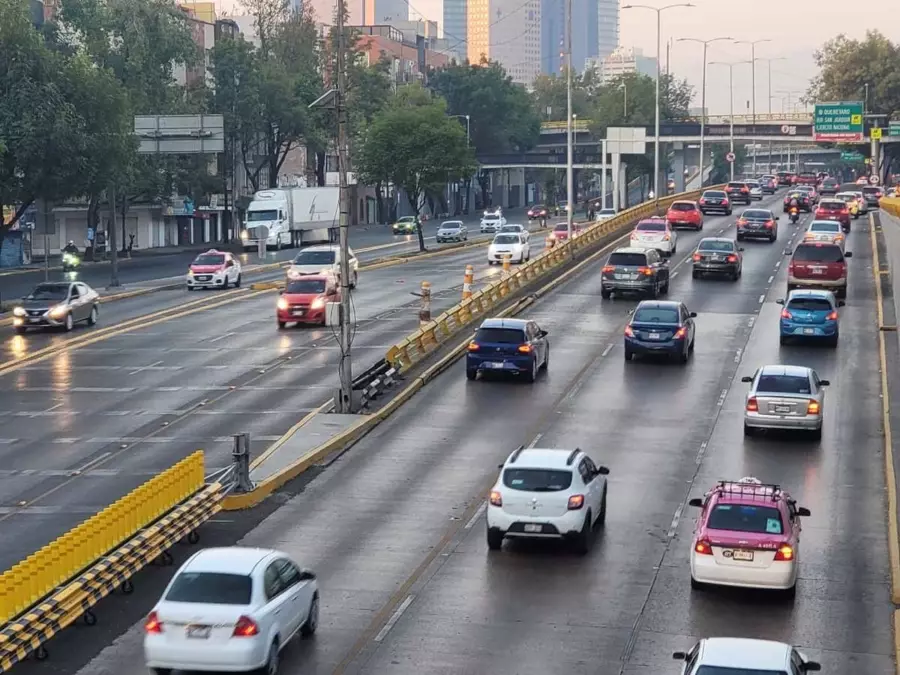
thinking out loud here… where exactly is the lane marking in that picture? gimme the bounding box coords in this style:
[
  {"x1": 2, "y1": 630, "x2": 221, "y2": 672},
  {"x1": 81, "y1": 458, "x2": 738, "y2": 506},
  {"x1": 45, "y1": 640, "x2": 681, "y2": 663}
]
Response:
[
  {"x1": 667, "y1": 503, "x2": 684, "y2": 539},
  {"x1": 775, "y1": 260, "x2": 782, "y2": 268},
  {"x1": 463, "y1": 502, "x2": 487, "y2": 530},
  {"x1": 128, "y1": 360, "x2": 163, "y2": 376},
  {"x1": 373, "y1": 595, "x2": 415, "y2": 643},
  {"x1": 72, "y1": 452, "x2": 111, "y2": 474},
  {"x1": 208, "y1": 332, "x2": 235, "y2": 343},
  {"x1": 767, "y1": 275, "x2": 774, "y2": 284},
  {"x1": 733, "y1": 348, "x2": 742, "y2": 363},
  {"x1": 671, "y1": 271, "x2": 678, "y2": 279},
  {"x1": 694, "y1": 441, "x2": 708, "y2": 465},
  {"x1": 758, "y1": 294, "x2": 765, "y2": 304},
  {"x1": 716, "y1": 388, "x2": 727, "y2": 407},
  {"x1": 601, "y1": 344, "x2": 614, "y2": 357},
  {"x1": 527, "y1": 433, "x2": 543, "y2": 448}
]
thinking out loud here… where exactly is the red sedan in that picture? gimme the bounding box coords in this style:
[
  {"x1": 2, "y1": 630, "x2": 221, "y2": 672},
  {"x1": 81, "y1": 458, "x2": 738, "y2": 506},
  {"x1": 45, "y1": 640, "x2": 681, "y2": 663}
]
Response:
[
  {"x1": 276, "y1": 274, "x2": 339, "y2": 328},
  {"x1": 815, "y1": 199, "x2": 851, "y2": 232},
  {"x1": 666, "y1": 201, "x2": 703, "y2": 231}
]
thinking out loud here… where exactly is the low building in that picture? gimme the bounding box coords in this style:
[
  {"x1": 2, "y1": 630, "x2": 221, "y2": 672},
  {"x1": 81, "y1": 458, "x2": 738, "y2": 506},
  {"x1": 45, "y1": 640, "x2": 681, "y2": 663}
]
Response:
[
  {"x1": 593, "y1": 46, "x2": 657, "y2": 84},
  {"x1": 353, "y1": 24, "x2": 451, "y2": 83}
]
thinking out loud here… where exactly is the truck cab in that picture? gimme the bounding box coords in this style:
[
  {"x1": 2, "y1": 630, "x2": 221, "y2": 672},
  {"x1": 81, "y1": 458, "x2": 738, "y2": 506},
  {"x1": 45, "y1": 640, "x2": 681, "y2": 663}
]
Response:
[{"x1": 242, "y1": 191, "x2": 290, "y2": 251}]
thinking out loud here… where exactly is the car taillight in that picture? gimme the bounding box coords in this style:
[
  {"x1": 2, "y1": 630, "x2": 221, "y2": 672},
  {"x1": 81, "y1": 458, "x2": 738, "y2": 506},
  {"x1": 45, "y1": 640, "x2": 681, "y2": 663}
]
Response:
[
  {"x1": 232, "y1": 615, "x2": 259, "y2": 637},
  {"x1": 663, "y1": 233, "x2": 671, "y2": 240},
  {"x1": 764, "y1": 220, "x2": 774, "y2": 229},
  {"x1": 726, "y1": 255, "x2": 737, "y2": 263},
  {"x1": 746, "y1": 397, "x2": 758, "y2": 412},
  {"x1": 624, "y1": 325, "x2": 634, "y2": 337},
  {"x1": 722, "y1": 198, "x2": 729, "y2": 204},
  {"x1": 467, "y1": 342, "x2": 480, "y2": 351},
  {"x1": 774, "y1": 544, "x2": 794, "y2": 561},
  {"x1": 826, "y1": 310, "x2": 838, "y2": 320},
  {"x1": 699, "y1": 198, "x2": 706, "y2": 204},
  {"x1": 673, "y1": 327, "x2": 687, "y2": 339},
  {"x1": 602, "y1": 265, "x2": 615, "y2": 273},
  {"x1": 630, "y1": 231, "x2": 639, "y2": 239},
  {"x1": 781, "y1": 309, "x2": 792, "y2": 319},
  {"x1": 692, "y1": 253, "x2": 702, "y2": 261},
  {"x1": 638, "y1": 266, "x2": 653, "y2": 276},
  {"x1": 517, "y1": 344, "x2": 532, "y2": 354},
  {"x1": 489, "y1": 490, "x2": 502, "y2": 506},
  {"x1": 567, "y1": 494, "x2": 585, "y2": 510},
  {"x1": 144, "y1": 611, "x2": 163, "y2": 634},
  {"x1": 694, "y1": 539, "x2": 713, "y2": 555},
  {"x1": 807, "y1": 400, "x2": 820, "y2": 415}
]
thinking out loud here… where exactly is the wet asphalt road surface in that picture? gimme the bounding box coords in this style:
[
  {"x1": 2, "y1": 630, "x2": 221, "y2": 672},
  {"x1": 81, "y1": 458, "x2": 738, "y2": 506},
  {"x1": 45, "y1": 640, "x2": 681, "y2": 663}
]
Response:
[
  {"x1": 0, "y1": 214, "x2": 497, "y2": 302},
  {"x1": 25, "y1": 191, "x2": 891, "y2": 675}
]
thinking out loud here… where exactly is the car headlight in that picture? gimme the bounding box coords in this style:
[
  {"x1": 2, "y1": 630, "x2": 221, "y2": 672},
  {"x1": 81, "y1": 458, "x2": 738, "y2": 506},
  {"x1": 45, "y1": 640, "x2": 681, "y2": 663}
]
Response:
[
  {"x1": 277, "y1": 298, "x2": 288, "y2": 311},
  {"x1": 13, "y1": 307, "x2": 26, "y2": 317},
  {"x1": 49, "y1": 305, "x2": 67, "y2": 318},
  {"x1": 311, "y1": 297, "x2": 326, "y2": 310},
  {"x1": 187, "y1": 269, "x2": 194, "y2": 276},
  {"x1": 240, "y1": 230, "x2": 249, "y2": 240}
]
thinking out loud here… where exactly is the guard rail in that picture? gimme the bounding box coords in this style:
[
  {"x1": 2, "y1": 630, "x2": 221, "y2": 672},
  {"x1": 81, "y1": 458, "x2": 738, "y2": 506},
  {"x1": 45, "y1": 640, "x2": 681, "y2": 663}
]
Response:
[{"x1": 880, "y1": 197, "x2": 900, "y2": 219}]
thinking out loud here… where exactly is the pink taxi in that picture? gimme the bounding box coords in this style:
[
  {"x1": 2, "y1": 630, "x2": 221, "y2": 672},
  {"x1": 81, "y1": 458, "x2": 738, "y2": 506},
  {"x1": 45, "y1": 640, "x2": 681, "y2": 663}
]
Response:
[{"x1": 186, "y1": 249, "x2": 243, "y2": 290}]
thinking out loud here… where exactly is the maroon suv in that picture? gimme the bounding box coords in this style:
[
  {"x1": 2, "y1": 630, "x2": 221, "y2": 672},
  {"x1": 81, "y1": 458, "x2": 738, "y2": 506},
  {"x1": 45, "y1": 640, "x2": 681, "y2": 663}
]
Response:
[{"x1": 787, "y1": 242, "x2": 852, "y2": 298}]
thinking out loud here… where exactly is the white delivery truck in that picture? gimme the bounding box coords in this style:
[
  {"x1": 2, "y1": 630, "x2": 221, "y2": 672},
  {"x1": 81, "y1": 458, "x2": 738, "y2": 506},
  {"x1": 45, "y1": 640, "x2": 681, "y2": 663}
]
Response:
[{"x1": 240, "y1": 187, "x2": 337, "y2": 251}]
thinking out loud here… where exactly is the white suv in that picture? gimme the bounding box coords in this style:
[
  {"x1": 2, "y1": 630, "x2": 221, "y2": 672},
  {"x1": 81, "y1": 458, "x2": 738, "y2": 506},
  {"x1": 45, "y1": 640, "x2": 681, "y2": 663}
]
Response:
[
  {"x1": 486, "y1": 446, "x2": 609, "y2": 554},
  {"x1": 673, "y1": 637, "x2": 821, "y2": 674}
]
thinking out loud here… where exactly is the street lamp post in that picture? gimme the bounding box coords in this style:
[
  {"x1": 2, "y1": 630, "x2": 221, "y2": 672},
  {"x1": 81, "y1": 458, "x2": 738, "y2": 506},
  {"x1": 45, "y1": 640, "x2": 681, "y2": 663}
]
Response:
[
  {"x1": 450, "y1": 114, "x2": 471, "y2": 214},
  {"x1": 734, "y1": 39, "x2": 771, "y2": 175},
  {"x1": 566, "y1": 0, "x2": 573, "y2": 238},
  {"x1": 623, "y1": 3, "x2": 694, "y2": 208},
  {"x1": 756, "y1": 56, "x2": 786, "y2": 172},
  {"x1": 710, "y1": 61, "x2": 751, "y2": 181},
  {"x1": 677, "y1": 36, "x2": 731, "y2": 189}
]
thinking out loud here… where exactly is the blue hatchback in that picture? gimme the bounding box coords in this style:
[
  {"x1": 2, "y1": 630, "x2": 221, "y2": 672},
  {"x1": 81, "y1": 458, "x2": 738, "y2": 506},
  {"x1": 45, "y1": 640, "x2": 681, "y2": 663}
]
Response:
[
  {"x1": 466, "y1": 318, "x2": 550, "y2": 382},
  {"x1": 624, "y1": 300, "x2": 697, "y2": 364},
  {"x1": 777, "y1": 289, "x2": 843, "y2": 347}
]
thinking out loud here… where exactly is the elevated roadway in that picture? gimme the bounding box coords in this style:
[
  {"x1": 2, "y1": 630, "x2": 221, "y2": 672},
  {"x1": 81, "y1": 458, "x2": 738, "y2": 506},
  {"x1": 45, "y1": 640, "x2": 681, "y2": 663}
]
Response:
[{"x1": 37, "y1": 191, "x2": 893, "y2": 674}]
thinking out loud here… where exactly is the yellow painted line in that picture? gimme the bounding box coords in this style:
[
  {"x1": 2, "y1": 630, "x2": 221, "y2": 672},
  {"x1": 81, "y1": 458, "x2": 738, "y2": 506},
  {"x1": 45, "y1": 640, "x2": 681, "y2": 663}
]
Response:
[
  {"x1": 0, "y1": 288, "x2": 272, "y2": 378},
  {"x1": 870, "y1": 212, "x2": 900, "y2": 608},
  {"x1": 249, "y1": 401, "x2": 332, "y2": 470}
]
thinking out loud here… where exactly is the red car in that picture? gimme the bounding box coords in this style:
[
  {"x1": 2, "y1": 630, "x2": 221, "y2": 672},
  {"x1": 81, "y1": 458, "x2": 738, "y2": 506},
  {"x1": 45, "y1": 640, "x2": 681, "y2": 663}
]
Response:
[
  {"x1": 666, "y1": 201, "x2": 703, "y2": 230},
  {"x1": 546, "y1": 221, "x2": 582, "y2": 246},
  {"x1": 276, "y1": 274, "x2": 339, "y2": 328},
  {"x1": 796, "y1": 172, "x2": 818, "y2": 186},
  {"x1": 814, "y1": 199, "x2": 851, "y2": 232},
  {"x1": 527, "y1": 204, "x2": 549, "y2": 220},
  {"x1": 787, "y1": 242, "x2": 852, "y2": 298}
]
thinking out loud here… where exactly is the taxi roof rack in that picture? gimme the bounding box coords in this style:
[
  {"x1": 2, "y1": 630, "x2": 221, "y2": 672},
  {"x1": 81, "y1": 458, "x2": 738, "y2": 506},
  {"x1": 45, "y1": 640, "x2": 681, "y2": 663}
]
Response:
[
  {"x1": 565, "y1": 448, "x2": 582, "y2": 466},
  {"x1": 715, "y1": 480, "x2": 780, "y2": 501},
  {"x1": 508, "y1": 445, "x2": 526, "y2": 464}
]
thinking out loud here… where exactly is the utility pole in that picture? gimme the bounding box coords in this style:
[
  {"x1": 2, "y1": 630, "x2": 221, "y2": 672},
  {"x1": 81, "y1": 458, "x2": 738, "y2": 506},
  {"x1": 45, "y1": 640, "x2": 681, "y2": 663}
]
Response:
[
  {"x1": 108, "y1": 184, "x2": 120, "y2": 287},
  {"x1": 565, "y1": 0, "x2": 573, "y2": 239},
  {"x1": 335, "y1": 0, "x2": 354, "y2": 413}
]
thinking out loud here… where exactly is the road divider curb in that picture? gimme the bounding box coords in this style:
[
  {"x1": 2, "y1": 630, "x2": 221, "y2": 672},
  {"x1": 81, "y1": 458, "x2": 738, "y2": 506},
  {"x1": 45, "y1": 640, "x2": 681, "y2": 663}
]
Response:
[{"x1": 0, "y1": 452, "x2": 215, "y2": 669}]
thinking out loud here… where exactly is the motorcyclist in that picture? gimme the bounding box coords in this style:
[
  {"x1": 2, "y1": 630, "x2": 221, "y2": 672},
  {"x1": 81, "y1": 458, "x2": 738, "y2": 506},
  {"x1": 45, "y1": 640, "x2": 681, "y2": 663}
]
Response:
[{"x1": 63, "y1": 240, "x2": 80, "y2": 256}]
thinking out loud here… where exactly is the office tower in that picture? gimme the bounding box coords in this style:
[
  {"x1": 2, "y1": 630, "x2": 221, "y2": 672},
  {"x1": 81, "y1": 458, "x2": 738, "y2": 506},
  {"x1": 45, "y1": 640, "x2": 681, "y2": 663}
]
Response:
[
  {"x1": 468, "y1": 0, "x2": 541, "y2": 86},
  {"x1": 596, "y1": 0, "x2": 618, "y2": 61},
  {"x1": 540, "y1": 0, "x2": 563, "y2": 75},
  {"x1": 364, "y1": 0, "x2": 409, "y2": 24},
  {"x1": 442, "y1": 0, "x2": 467, "y2": 54}
]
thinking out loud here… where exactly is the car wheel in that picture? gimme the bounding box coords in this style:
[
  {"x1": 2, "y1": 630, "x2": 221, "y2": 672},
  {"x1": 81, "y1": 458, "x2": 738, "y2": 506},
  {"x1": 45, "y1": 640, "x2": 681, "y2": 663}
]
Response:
[
  {"x1": 257, "y1": 639, "x2": 279, "y2": 675},
  {"x1": 277, "y1": 321, "x2": 286, "y2": 330},
  {"x1": 487, "y1": 527, "x2": 504, "y2": 551},
  {"x1": 525, "y1": 358, "x2": 537, "y2": 383},
  {"x1": 727, "y1": 209, "x2": 732, "y2": 216},
  {"x1": 661, "y1": 279, "x2": 670, "y2": 294},
  {"x1": 595, "y1": 488, "x2": 607, "y2": 528},
  {"x1": 649, "y1": 282, "x2": 659, "y2": 299},
  {"x1": 837, "y1": 287, "x2": 847, "y2": 299},
  {"x1": 466, "y1": 369, "x2": 477, "y2": 381},
  {"x1": 731, "y1": 270, "x2": 739, "y2": 282},
  {"x1": 351, "y1": 271, "x2": 358, "y2": 289},
  {"x1": 624, "y1": 348, "x2": 633, "y2": 362},
  {"x1": 187, "y1": 286, "x2": 195, "y2": 291},
  {"x1": 679, "y1": 345, "x2": 689, "y2": 364},
  {"x1": 692, "y1": 269, "x2": 699, "y2": 280},
  {"x1": 601, "y1": 289, "x2": 611, "y2": 300},
  {"x1": 63, "y1": 313, "x2": 74, "y2": 332},
  {"x1": 88, "y1": 306, "x2": 98, "y2": 326},
  {"x1": 149, "y1": 669, "x2": 173, "y2": 675},
  {"x1": 769, "y1": 234, "x2": 776, "y2": 242},
  {"x1": 829, "y1": 332, "x2": 839, "y2": 348},
  {"x1": 300, "y1": 593, "x2": 319, "y2": 636},
  {"x1": 779, "y1": 334, "x2": 788, "y2": 346},
  {"x1": 222, "y1": 276, "x2": 229, "y2": 289},
  {"x1": 14, "y1": 327, "x2": 26, "y2": 335},
  {"x1": 736, "y1": 234, "x2": 744, "y2": 242},
  {"x1": 784, "y1": 584, "x2": 797, "y2": 600},
  {"x1": 541, "y1": 347, "x2": 550, "y2": 370},
  {"x1": 573, "y1": 511, "x2": 593, "y2": 555},
  {"x1": 690, "y1": 576, "x2": 705, "y2": 591},
  {"x1": 810, "y1": 426, "x2": 822, "y2": 441},
  {"x1": 743, "y1": 423, "x2": 755, "y2": 437},
  {"x1": 235, "y1": 273, "x2": 242, "y2": 288}
]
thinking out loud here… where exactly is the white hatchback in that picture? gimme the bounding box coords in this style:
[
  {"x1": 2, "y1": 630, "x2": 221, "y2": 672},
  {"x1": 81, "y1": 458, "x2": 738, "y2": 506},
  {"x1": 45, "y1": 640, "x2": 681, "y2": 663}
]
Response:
[
  {"x1": 287, "y1": 245, "x2": 358, "y2": 288},
  {"x1": 629, "y1": 218, "x2": 678, "y2": 256},
  {"x1": 486, "y1": 446, "x2": 609, "y2": 554},
  {"x1": 480, "y1": 214, "x2": 507, "y2": 233},
  {"x1": 488, "y1": 233, "x2": 530, "y2": 263},
  {"x1": 498, "y1": 223, "x2": 530, "y2": 242},
  {"x1": 673, "y1": 637, "x2": 821, "y2": 674},
  {"x1": 144, "y1": 547, "x2": 319, "y2": 675}
]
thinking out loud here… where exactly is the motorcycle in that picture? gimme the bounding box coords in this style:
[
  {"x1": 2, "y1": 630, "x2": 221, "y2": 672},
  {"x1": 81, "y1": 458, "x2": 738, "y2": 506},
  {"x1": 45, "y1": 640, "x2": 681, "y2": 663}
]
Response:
[
  {"x1": 789, "y1": 207, "x2": 800, "y2": 224},
  {"x1": 62, "y1": 252, "x2": 81, "y2": 272}
]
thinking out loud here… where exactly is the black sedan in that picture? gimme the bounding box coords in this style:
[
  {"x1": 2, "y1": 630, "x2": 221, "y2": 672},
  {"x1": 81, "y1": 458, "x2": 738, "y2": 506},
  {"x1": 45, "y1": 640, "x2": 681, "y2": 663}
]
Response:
[
  {"x1": 691, "y1": 238, "x2": 743, "y2": 281},
  {"x1": 12, "y1": 281, "x2": 99, "y2": 334}
]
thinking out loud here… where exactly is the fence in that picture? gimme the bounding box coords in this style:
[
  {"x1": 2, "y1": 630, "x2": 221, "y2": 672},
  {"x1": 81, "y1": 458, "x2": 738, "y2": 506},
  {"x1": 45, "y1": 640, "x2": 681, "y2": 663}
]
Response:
[{"x1": 881, "y1": 198, "x2": 900, "y2": 219}]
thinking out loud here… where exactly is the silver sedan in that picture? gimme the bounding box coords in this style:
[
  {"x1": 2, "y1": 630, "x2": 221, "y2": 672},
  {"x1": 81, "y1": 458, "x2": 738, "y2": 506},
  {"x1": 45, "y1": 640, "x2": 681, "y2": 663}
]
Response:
[
  {"x1": 436, "y1": 221, "x2": 468, "y2": 243},
  {"x1": 742, "y1": 364, "x2": 829, "y2": 440}
]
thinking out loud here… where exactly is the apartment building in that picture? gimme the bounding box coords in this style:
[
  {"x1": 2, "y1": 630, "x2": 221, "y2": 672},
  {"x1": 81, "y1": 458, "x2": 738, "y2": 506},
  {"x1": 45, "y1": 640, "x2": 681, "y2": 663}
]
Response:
[{"x1": 468, "y1": 0, "x2": 541, "y2": 86}]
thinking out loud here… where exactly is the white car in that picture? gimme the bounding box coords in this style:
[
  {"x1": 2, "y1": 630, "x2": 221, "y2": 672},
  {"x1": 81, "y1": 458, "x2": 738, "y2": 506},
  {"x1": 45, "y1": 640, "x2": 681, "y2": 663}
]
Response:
[
  {"x1": 498, "y1": 223, "x2": 529, "y2": 242},
  {"x1": 745, "y1": 180, "x2": 763, "y2": 200},
  {"x1": 186, "y1": 250, "x2": 242, "y2": 290},
  {"x1": 486, "y1": 446, "x2": 609, "y2": 554},
  {"x1": 673, "y1": 637, "x2": 821, "y2": 673},
  {"x1": 595, "y1": 208, "x2": 617, "y2": 222},
  {"x1": 144, "y1": 547, "x2": 319, "y2": 675},
  {"x1": 488, "y1": 233, "x2": 530, "y2": 263},
  {"x1": 435, "y1": 220, "x2": 468, "y2": 242},
  {"x1": 287, "y1": 245, "x2": 358, "y2": 288},
  {"x1": 629, "y1": 218, "x2": 677, "y2": 256},
  {"x1": 803, "y1": 220, "x2": 845, "y2": 249},
  {"x1": 480, "y1": 213, "x2": 507, "y2": 233}
]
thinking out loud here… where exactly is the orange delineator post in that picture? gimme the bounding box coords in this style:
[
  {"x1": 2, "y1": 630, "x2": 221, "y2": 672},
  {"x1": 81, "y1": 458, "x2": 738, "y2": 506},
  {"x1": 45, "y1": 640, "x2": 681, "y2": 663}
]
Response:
[{"x1": 462, "y1": 265, "x2": 474, "y2": 300}]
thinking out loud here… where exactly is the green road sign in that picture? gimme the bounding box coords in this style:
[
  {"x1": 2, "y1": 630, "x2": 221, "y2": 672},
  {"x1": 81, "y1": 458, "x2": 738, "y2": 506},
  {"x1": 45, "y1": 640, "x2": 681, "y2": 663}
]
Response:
[
  {"x1": 814, "y1": 102, "x2": 864, "y2": 142},
  {"x1": 890, "y1": 121, "x2": 900, "y2": 137},
  {"x1": 841, "y1": 152, "x2": 864, "y2": 161}
]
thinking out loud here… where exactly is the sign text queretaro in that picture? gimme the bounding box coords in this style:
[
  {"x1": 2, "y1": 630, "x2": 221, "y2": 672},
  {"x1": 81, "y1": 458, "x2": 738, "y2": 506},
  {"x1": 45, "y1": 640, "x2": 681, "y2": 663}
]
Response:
[{"x1": 814, "y1": 102, "x2": 864, "y2": 143}]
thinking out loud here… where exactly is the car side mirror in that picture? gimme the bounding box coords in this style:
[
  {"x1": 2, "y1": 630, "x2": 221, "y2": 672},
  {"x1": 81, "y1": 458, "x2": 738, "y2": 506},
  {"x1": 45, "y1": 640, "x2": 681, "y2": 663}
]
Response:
[
  {"x1": 538, "y1": 330, "x2": 549, "y2": 338},
  {"x1": 597, "y1": 465, "x2": 610, "y2": 475},
  {"x1": 741, "y1": 376, "x2": 753, "y2": 383},
  {"x1": 845, "y1": 251, "x2": 853, "y2": 257},
  {"x1": 278, "y1": 290, "x2": 284, "y2": 295},
  {"x1": 498, "y1": 463, "x2": 504, "y2": 469},
  {"x1": 819, "y1": 379, "x2": 830, "y2": 386},
  {"x1": 803, "y1": 662, "x2": 822, "y2": 672},
  {"x1": 688, "y1": 498, "x2": 703, "y2": 508},
  {"x1": 776, "y1": 299, "x2": 784, "y2": 305},
  {"x1": 672, "y1": 651, "x2": 687, "y2": 661},
  {"x1": 689, "y1": 311, "x2": 697, "y2": 318},
  {"x1": 775, "y1": 216, "x2": 780, "y2": 220},
  {"x1": 661, "y1": 258, "x2": 669, "y2": 264},
  {"x1": 797, "y1": 507, "x2": 811, "y2": 517},
  {"x1": 738, "y1": 247, "x2": 744, "y2": 251},
  {"x1": 784, "y1": 248, "x2": 793, "y2": 255},
  {"x1": 837, "y1": 300, "x2": 845, "y2": 307}
]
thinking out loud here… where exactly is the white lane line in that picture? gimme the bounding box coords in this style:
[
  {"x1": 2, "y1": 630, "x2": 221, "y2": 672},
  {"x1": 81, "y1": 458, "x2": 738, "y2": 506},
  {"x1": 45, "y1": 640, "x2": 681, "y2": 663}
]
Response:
[
  {"x1": 748, "y1": 316, "x2": 756, "y2": 328},
  {"x1": 716, "y1": 388, "x2": 728, "y2": 407},
  {"x1": 0, "y1": 439, "x2": 19, "y2": 445},
  {"x1": 128, "y1": 360, "x2": 163, "y2": 376},
  {"x1": 767, "y1": 275, "x2": 774, "y2": 284},
  {"x1": 208, "y1": 332, "x2": 236, "y2": 344},
  {"x1": 44, "y1": 403, "x2": 62, "y2": 413},
  {"x1": 528, "y1": 433, "x2": 543, "y2": 448},
  {"x1": 72, "y1": 452, "x2": 111, "y2": 474},
  {"x1": 374, "y1": 594, "x2": 415, "y2": 642},
  {"x1": 601, "y1": 344, "x2": 614, "y2": 358},
  {"x1": 758, "y1": 294, "x2": 765, "y2": 304},
  {"x1": 733, "y1": 348, "x2": 742, "y2": 363},
  {"x1": 667, "y1": 503, "x2": 684, "y2": 539},
  {"x1": 464, "y1": 502, "x2": 487, "y2": 530},
  {"x1": 775, "y1": 260, "x2": 781, "y2": 268},
  {"x1": 671, "y1": 271, "x2": 679, "y2": 279},
  {"x1": 695, "y1": 441, "x2": 709, "y2": 465}
]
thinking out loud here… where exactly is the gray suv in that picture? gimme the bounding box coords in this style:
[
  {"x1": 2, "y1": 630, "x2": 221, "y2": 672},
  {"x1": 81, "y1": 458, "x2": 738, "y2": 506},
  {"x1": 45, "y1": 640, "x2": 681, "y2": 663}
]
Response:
[{"x1": 601, "y1": 247, "x2": 670, "y2": 299}]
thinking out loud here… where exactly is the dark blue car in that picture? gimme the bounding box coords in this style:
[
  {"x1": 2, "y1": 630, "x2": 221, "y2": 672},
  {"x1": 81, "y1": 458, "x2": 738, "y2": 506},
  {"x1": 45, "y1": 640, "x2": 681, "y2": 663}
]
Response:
[
  {"x1": 624, "y1": 300, "x2": 697, "y2": 364},
  {"x1": 466, "y1": 318, "x2": 550, "y2": 382}
]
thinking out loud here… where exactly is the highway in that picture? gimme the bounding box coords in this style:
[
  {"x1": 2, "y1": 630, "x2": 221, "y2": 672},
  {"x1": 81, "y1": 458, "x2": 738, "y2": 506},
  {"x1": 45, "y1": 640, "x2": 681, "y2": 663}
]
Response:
[{"x1": 27, "y1": 190, "x2": 888, "y2": 675}]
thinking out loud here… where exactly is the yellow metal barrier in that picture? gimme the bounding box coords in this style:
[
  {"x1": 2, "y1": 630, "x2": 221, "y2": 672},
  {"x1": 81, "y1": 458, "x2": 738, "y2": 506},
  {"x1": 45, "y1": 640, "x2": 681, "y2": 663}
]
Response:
[
  {"x1": 0, "y1": 451, "x2": 204, "y2": 624},
  {"x1": 880, "y1": 197, "x2": 900, "y2": 219},
  {"x1": 383, "y1": 188, "x2": 721, "y2": 372}
]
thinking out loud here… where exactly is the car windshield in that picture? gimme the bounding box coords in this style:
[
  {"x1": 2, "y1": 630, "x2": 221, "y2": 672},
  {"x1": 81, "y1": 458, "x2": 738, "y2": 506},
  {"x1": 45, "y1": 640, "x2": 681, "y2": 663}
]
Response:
[
  {"x1": 474, "y1": 327, "x2": 525, "y2": 344},
  {"x1": 819, "y1": 202, "x2": 844, "y2": 210},
  {"x1": 632, "y1": 307, "x2": 679, "y2": 323},
  {"x1": 608, "y1": 252, "x2": 647, "y2": 266},
  {"x1": 500, "y1": 226, "x2": 522, "y2": 232},
  {"x1": 293, "y1": 250, "x2": 335, "y2": 265},
  {"x1": 695, "y1": 666, "x2": 785, "y2": 674},
  {"x1": 670, "y1": 203, "x2": 695, "y2": 211},
  {"x1": 793, "y1": 245, "x2": 844, "y2": 263},
  {"x1": 835, "y1": 194, "x2": 854, "y2": 201},
  {"x1": 863, "y1": 187, "x2": 880, "y2": 194},
  {"x1": 247, "y1": 209, "x2": 277, "y2": 222},
  {"x1": 286, "y1": 279, "x2": 326, "y2": 294},
  {"x1": 636, "y1": 222, "x2": 666, "y2": 231},
  {"x1": 28, "y1": 284, "x2": 69, "y2": 300},
  {"x1": 809, "y1": 222, "x2": 840, "y2": 232},
  {"x1": 484, "y1": 216, "x2": 500, "y2": 222},
  {"x1": 493, "y1": 235, "x2": 520, "y2": 244},
  {"x1": 756, "y1": 374, "x2": 811, "y2": 394},
  {"x1": 742, "y1": 211, "x2": 771, "y2": 220},
  {"x1": 440, "y1": 222, "x2": 462, "y2": 229},
  {"x1": 165, "y1": 572, "x2": 253, "y2": 605},
  {"x1": 746, "y1": 181, "x2": 760, "y2": 187},
  {"x1": 599, "y1": 209, "x2": 616, "y2": 215},
  {"x1": 727, "y1": 183, "x2": 746, "y2": 189},
  {"x1": 503, "y1": 468, "x2": 573, "y2": 492},
  {"x1": 707, "y1": 504, "x2": 784, "y2": 535},
  {"x1": 795, "y1": 186, "x2": 813, "y2": 192},
  {"x1": 703, "y1": 191, "x2": 726, "y2": 198},
  {"x1": 193, "y1": 254, "x2": 225, "y2": 266},
  {"x1": 788, "y1": 297, "x2": 833, "y2": 312},
  {"x1": 554, "y1": 223, "x2": 569, "y2": 232},
  {"x1": 397, "y1": 217, "x2": 416, "y2": 223},
  {"x1": 698, "y1": 241, "x2": 734, "y2": 252}
]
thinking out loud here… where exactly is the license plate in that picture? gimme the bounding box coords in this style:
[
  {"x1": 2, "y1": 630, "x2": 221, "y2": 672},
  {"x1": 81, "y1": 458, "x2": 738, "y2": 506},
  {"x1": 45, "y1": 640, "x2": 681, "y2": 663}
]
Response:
[
  {"x1": 292, "y1": 309, "x2": 305, "y2": 316},
  {"x1": 774, "y1": 405, "x2": 791, "y2": 413},
  {"x1": 731, "y1": 550, "x2": 754, "y2": 562},
  {"x1": 523, "y1": 524, "x2": 542, "y2": 533},
  {"x1": 811, "y1": 268, "x2": 825, "y2": 275},
  {"x1": 711, "y1": 256, "x2": 724, "y2": 261},
  {"x1": 648, "y1": 332, "x2": 661, "y2": 340},
  {"x1": 803, "y1": 328, "x2": 815, "y2": 335},
  {"x1": 486, "y1": 362, "x2": 504, "y2": 369},
  {"x1": 615, "y1": 273, "x2": 636, "y2": 280},
  {"x1": 28, "y1": 318, "x2": 41, "y2": 323},
  {"x1": 186, "y1": 625, "x2": 211, "y2": 639}
]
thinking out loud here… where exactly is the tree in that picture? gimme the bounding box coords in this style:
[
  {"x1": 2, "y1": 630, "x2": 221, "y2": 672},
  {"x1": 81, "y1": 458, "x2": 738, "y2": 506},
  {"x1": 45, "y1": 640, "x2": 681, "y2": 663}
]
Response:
[
  {"x1": 356, "y1": 86, "x2": 477, "y2": 251},
  {"x1": 709, "y1": 145, "x2": 747, "y2": 184},
  {"x1": 531, "y1": 69, "x2": 599, "y2": 121},
  {"x1": 807, "y1": 31, "x2": 900, "y2": 176}
]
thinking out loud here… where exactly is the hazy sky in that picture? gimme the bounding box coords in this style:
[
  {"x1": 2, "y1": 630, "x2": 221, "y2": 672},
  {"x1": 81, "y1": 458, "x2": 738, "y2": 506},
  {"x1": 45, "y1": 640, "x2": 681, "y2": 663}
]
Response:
[{"x1": 621, "y1": 0, "x2": 896, "y2": 116}]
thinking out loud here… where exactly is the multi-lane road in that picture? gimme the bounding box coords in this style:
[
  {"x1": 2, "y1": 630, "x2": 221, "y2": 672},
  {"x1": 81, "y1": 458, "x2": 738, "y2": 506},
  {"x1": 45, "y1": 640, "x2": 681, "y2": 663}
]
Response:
[{"x1": 11, "y1": 190, "x2": 891, "y2": 674}]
